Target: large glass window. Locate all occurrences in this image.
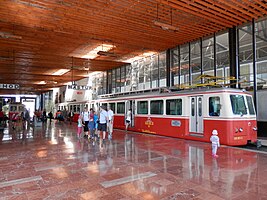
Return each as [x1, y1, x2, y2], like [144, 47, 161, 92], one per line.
[159, 52, 166, 87]
[166, 99, 182, 115]
[209, 97, 221, 116]
[255, 19, 267, 89]
[151, 55, 159, 88]
[121, 66, 126, 92]
[125, 64, 132, 92]
[131, 61, 139, 91]
[138, 59, 145, 90]
[112, 69, 116, 93]
[191, 41, 201, 85]
[116, 68, 121, 93]
[144, 57, 152, 89]
[137, 101, 148, 114]
[246, 96, 255, 115]
[180, 44, 189, 85]
[239, 23, 253, 89]
[230, 95, 247, 115]
[116, 102, 125, 114]
[150, 100, 163, 115]
[170, 47, 179, 86]
[216, 32, 230, 85]
[202, 36, 214, 77]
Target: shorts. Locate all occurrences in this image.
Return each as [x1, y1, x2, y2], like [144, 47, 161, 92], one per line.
[98, 123, 107, 132]
[126, 120, 131, 123]
[84, 121, 89, 132]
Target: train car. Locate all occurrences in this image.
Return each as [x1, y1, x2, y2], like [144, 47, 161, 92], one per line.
[2, 102, 25, 121]
[96, 87, 257, 146]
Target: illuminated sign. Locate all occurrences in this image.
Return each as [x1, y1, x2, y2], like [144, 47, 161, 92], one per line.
[67, 85, 91, 90]
[0, 84, 20, 89]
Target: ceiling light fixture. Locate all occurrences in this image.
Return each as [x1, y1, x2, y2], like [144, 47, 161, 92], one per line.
[38, 81, 46, 85]
[154, 4, 179, 32]
[153, 20, 179, 32]
[82, 44, 114, 59]
[97, 51, 118, 57]
[52, 69, 70, 75]
[0, 31, 22, 40]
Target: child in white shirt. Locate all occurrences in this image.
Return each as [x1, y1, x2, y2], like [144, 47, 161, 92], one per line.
[77, 114, 83, 139]
[210, 129, 220, 158]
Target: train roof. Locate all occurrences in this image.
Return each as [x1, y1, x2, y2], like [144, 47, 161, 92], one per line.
[97, 87, 252, 101]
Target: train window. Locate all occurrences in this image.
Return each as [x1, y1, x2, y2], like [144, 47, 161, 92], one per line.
[166, 99, 182, 115]
[198, 98, 202, 116]
[150, 100, 163, 115]
[246, 96, 255, 115]
[137, 101, 148, 114]
[70, 105, 73, 111]
[117, 102, 125, 114]
[73, 105, 77, 112]
[109, 103, 115, 113]
[191, 98, 195, 116]
[230, 95, 247, 115]
[102, 103, 108, 110]
[10, 106, 16, 111]
[77, 105, 80, 113]
[209, 97, 220, 116]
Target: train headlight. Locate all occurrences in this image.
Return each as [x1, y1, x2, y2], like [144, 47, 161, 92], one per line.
[235, 128, 239, 133]
[239, 128, 243, 132]
[253, 127, 257, 131]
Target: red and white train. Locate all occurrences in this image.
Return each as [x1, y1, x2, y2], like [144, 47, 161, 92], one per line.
[2, 102, 25, 121]
[57, 87, 258, 146]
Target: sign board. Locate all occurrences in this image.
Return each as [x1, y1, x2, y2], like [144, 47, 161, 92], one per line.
[67, 85, 90, 90]
[0, 84, 20, 89]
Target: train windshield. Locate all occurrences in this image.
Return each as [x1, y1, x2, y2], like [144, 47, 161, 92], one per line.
[246, 96, 256, 115]
[230, 95, 247, 115]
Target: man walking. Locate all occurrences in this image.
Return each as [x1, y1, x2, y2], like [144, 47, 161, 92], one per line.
[107, 106, 114, 140]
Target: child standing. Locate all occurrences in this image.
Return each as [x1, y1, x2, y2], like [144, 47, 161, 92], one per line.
[210, 129, 220, 158]
[77, 114, 83, 139]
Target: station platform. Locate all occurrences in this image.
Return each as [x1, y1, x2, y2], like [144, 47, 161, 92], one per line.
[0, 121, 266, 199]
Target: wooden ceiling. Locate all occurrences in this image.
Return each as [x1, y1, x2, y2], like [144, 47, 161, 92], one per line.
[0, 0, 266, 94]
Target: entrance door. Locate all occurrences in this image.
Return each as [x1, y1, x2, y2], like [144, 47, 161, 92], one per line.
[189, 96, 203, 134]
[125, 100, 135, 127]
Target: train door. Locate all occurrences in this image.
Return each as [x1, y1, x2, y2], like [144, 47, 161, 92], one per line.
[189, 96, 203, 134]
[125, 100, 135, 127]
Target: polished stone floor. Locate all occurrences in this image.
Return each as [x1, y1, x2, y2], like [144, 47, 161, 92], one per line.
[0, 121, 267, 200]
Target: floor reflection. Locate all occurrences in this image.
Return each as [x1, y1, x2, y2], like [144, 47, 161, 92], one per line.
[0, 121, 264, 199]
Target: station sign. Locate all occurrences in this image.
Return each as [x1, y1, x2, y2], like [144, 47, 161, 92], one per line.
[0, 84, 20, 89]
[67, 85, 91, 90]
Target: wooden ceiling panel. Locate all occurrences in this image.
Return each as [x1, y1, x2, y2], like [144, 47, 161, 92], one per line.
[0, 0, 266, 94]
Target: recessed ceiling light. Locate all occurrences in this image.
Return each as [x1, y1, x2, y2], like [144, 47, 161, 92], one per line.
[52, 69, 70, 76]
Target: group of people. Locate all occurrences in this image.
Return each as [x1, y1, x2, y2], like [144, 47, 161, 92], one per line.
[77, 106, 114, 141]
[77, 106, 132, 141]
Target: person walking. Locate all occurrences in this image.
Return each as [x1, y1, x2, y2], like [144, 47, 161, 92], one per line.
[107, 106, 114, 140]
[98, 106, 108, 141]
[88, 108, 95, 140]
[125, 108, 132, 131]
[77, 114, 83, 139]
[82, 108, 89, 138]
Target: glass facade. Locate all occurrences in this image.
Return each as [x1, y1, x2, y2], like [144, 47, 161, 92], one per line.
[96, 17, 267, 116]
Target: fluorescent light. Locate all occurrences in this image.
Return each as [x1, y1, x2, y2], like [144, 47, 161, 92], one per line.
[0, 31, 22, 40]
[38, 81, 46, 85]
[52, 69, 70, 76]
[153, 20, 179, 32]
[82, 44, 114, 59]
[122, 52, 157, 63]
